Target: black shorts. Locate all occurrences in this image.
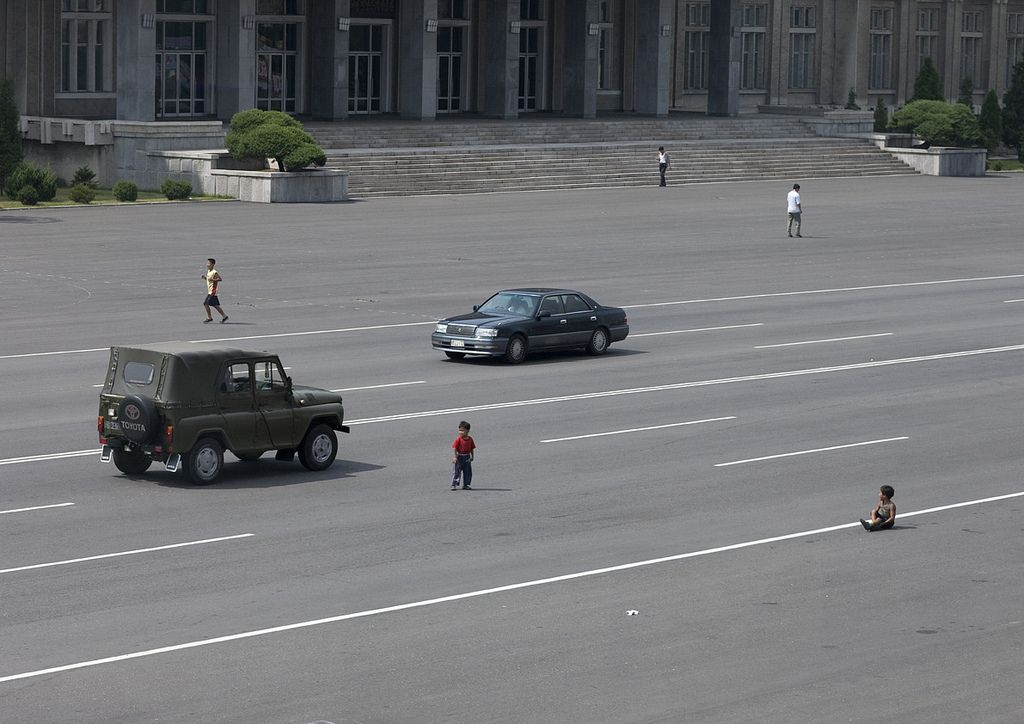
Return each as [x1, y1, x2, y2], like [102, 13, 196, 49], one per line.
[204, 294, 221, 306]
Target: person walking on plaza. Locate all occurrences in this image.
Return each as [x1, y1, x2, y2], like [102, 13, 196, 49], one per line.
[860, 485, 896, 531]
[450, 420, 476, 490]
[202, 257, 229, 323]
[787, 183, 802, 237]
[658, 146, 671, 187]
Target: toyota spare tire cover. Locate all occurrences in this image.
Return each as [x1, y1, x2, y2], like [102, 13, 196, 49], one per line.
[119, 394, 159, 444]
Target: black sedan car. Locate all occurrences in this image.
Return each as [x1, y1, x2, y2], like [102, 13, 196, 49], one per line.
[432, 288, 629, 364]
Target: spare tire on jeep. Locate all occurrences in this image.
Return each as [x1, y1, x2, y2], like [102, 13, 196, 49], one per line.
[118, 394, 160, 444]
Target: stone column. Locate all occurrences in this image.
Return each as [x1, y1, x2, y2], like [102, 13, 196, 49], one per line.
[818, 0, 837, 104]
[309, 0, 349, 120]
[830, 0, 862, 107]
[990, 0, 1008, 93]
[480, 0, 519, 119]
[634, 0, 673, 116]
[943, 0, 962, 101]
[216, 0, 257, 119]
[896, 0, 912, 105]
[117, 0, 158, 120]
[398, 0, 437, 120]
[562, 0, 600, 118]
[707, 0, 741, 116]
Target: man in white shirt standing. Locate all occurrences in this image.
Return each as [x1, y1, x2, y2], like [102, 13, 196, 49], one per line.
[787, 183, 802, 237]
[658, 146, 670, 187]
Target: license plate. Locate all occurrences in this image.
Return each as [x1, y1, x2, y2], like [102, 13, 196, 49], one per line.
[106, 420, 122, 432]
[450, 340, 465, 348]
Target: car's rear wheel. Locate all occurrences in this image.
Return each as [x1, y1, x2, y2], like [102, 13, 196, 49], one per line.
[586, 327, 610, 355]
[505, 334, 528, 364]
[298, 424, 338, 471]
[112, 447, 152, 475]
[444, 351, 466, 360]
[185, 437, 224, 485]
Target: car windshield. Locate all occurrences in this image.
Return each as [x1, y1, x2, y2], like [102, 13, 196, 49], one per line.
[478, 292, 539, 317]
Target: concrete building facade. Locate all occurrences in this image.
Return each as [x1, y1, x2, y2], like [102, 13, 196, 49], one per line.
[5, 0, 1024, 125]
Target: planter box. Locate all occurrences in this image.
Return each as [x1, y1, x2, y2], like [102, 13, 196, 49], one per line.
[881, 146, 986, 176]
[142, 150, 348, 202]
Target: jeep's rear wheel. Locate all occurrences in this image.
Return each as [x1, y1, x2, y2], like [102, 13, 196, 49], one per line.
[185, 437, 224, 485]
[112, 447, 152, 475]
[298, 424, 338, 471]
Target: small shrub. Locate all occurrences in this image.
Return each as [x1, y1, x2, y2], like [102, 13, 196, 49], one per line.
[873, 97, 889, 132]
[161, 179, 192, 200]
[112, 180, 138, 202]
[979, 89, 1003, 152]
[0, 78, 23, 191]
[845, 88, 860, 110]
[993, 160, 1005, 171]
[913, 57, 944, 101]
[68, 183, 96, 203]
[958, 77, 975, 107]
[5, 162, 58, 201]
[16, 184, 39, 205]
[72, 165, 97, 188]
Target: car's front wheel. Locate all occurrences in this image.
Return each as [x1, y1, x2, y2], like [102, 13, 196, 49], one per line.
[586, 327, 610, 355]
[185, 437, 224, 485]
[112, 447, 152, 475]
[444, 351, 466, 360]
[505, 334, 528, 364]
[298, 424, 338, 471]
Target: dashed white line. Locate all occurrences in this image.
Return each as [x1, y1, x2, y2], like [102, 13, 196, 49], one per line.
[631, 323, 763, 338]
[2, 488, 1022, 684]
[754, 332, 893, 349]
[0, 347, 108, 361]
[0, 533, 254, 575]
[541, 417, 736, 443]
[0, 502, 74, 516]
[621, 273, 1024, 309]
[330, 381, 426, 393]
[195, 320, 435, 343]
[1003, 299, 1024, 303]
[714, 436, 908, 467]
[0, 449, 97, 466]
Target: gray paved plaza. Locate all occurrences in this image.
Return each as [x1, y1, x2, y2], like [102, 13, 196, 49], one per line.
[1, 174, 1023, 722]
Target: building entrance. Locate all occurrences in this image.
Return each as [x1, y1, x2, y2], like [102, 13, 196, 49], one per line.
[155, 21, 209, 117]
[437, 25, 466, 112]
[518, 26, 543, 111]
[349, 23, 388, 114]
[256, 23, 299, 112]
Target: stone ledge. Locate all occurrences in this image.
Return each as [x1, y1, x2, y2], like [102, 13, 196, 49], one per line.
[882, 146, 986, 176]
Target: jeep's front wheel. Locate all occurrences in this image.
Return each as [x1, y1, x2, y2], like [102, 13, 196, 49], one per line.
[112, 447, 152, 475]
[185, 437, 224, 485]
[298, 424, 338, 471]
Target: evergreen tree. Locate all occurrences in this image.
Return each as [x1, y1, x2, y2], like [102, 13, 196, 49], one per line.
[0, 78, 23, 191]
[845, 88, 860, 110]
[1002, 60, 1024, 149]
[958, 77, 975, 107]
[912, 57, 944, 101]
[873, 97, 889, 132]
[979, 89, 1003, 151]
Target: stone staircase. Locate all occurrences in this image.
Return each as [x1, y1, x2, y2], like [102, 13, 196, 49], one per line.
[304, 115, 917, 197]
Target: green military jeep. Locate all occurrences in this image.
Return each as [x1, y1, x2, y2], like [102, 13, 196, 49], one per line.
[98, 342, 349, 484]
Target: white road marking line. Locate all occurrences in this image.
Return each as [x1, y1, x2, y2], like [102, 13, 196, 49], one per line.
[0, 347, 108, 360]
[330, 381, 426, 393]
[754, 332, 893, 349]
[0, 450, 97, 466]
[1003, 299, 1024, 303]
[3, 489, 1022, 684]
[0, 533, 254, 575]
[195, 320, 435, 343]
[0, 502, 74, 516]
[714, 436, 908, 467]
[631, 323, 763, 337]
[541, 417, 736, 443]
[621, 274, 1024, 309]
[347, 343, 1024, 425]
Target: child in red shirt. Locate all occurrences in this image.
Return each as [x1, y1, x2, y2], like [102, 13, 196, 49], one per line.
[450, 420, 476, 490]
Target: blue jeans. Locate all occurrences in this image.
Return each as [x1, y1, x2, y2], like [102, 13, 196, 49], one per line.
[452, 454, 473, 487]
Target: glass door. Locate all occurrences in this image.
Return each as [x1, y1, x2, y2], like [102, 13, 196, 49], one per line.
[349, 23, 387, 113]
[518, 27, 542, 110]
[256, 23, 299, 112]
[437, 26, 465, 112]
[155, 20, 209, 117]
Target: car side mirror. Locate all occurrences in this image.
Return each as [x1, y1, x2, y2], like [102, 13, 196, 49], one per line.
[538, 311, 551, 319]
[285, 376, 293, 391]
[472, 305, 479, 312]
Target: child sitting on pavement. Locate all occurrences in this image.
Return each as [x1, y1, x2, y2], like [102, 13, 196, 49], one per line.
[860, 485, 896, 531]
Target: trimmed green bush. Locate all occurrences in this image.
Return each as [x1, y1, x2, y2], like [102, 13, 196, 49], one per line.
[958, 77, 975, 107]
[993, 160, 1005, 171]
[0, 79, 22, 191]
[912, 57, 944, 101]
[5, 163, 58, 201]
[845, 88, 860, 110]
[1003, 60, 1024, 148]
[225, 108, 327, 171]
[979, 90, 1003, 152]
[889, 100, 982, 147]
[16, 184, 39, 205]
[873, 97, 889, 132]
[72, 165, 98, 188]
[161, 179, 192, 200]
[112, 180, 139, 202]
[68, 183, 96, 203]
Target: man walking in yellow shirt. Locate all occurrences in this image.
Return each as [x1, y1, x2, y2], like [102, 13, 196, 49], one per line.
[202, 257, 229, 324]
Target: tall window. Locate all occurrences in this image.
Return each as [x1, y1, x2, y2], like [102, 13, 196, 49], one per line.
[60, 0, 112, 93]
[960, 10, 984, 88]
[916, 6, 940, 75]
[597, 0, 620, 91]
[740, 3, 768, 90]
[155, 0, 213, 118]
[1010, 14, 1024, 81]
[683, 2, 710, 91]
[869, 7, 894, 89]
[789, 5, 816, 89]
